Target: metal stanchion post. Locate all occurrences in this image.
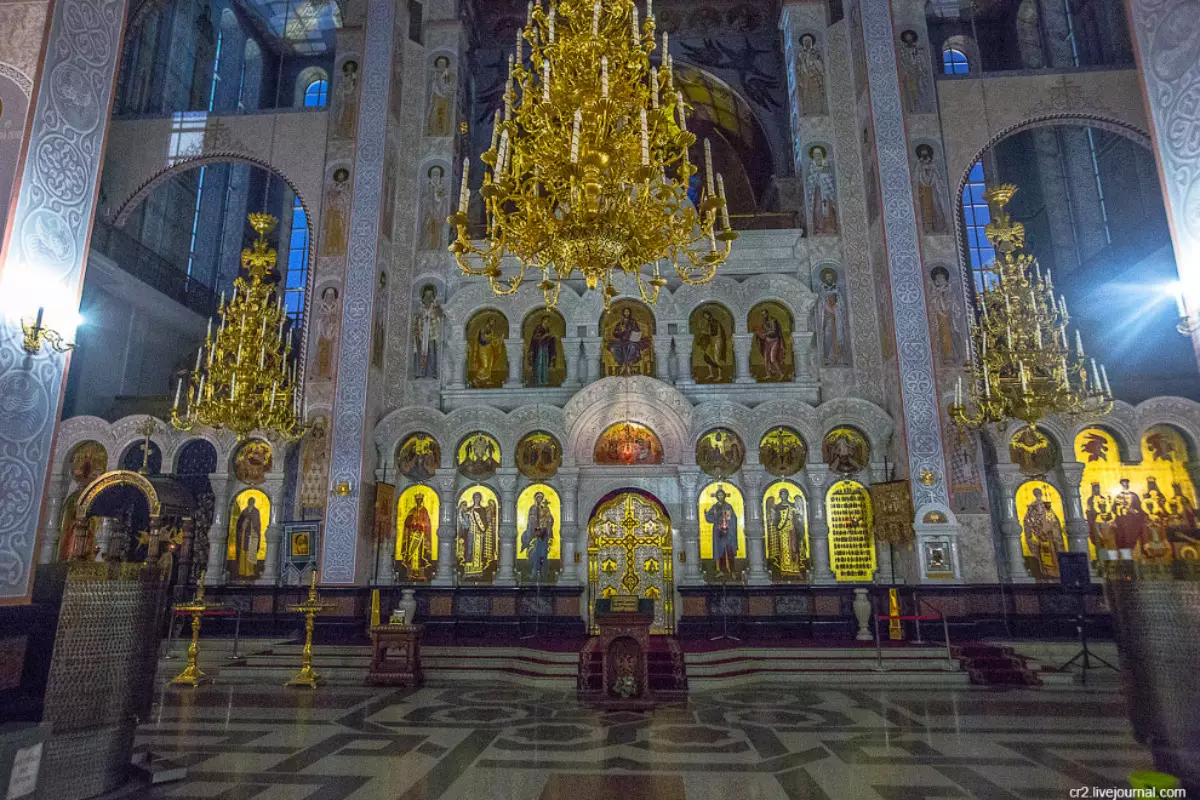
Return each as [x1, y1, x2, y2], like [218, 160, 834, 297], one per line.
[226, 609, 246, 664]
[163, 610, 180, 660]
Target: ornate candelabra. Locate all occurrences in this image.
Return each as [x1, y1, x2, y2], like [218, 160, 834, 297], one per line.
[449, 0, 736, 308]
[285, 571, 334, 688]
[950, 185, 1112, 450]
[172, 213, 306, 440]
[171, 571, 224, 687]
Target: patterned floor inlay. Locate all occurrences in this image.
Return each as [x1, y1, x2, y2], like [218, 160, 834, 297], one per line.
[130, 681, 1153, 800]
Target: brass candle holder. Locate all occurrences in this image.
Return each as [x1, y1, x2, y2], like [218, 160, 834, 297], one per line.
[285, 571, 334, 688]
[171, 571, 224, 687]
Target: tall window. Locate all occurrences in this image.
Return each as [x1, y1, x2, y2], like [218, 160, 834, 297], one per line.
[962, 161, 996, 292]
[942, 48, 969, 75]
[285, 197, 309, 326]
[304, 79, 329, 107]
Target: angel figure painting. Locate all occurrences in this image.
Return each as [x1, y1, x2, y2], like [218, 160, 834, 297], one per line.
[396, 486, 439, 582]
[457, 432, 501, 479]
[602, 301, 654, 377]
[457, 486, 499, 581]
[466, 310, 509, 389]
[696, 428, 745, 478]
[765, 481, 809, 579]
[690, 303, 734, 383]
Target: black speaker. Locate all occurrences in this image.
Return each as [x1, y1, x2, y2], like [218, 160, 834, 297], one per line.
[1058, 552, 1091, 592]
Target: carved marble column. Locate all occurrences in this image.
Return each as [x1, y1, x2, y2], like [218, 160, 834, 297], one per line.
[733, 334, 755, 384]
[583, 338, 603, 383]
[504, 339, 524, 388]
[806, 466, 835, 584]
[433, 470, 458, 585]
[259, 475, 285, 586]
[792, 331, 815, 383]
[1059, 464, 1092, 562]
[678, 469, 702, 583]
[562, 338, 582, 386]
[447, 338, 467, 390]
[674, 335, 695, 386]
[206, 474, 233, 584]
[0, 0, 127, 602]
[39, 477, 68, 564]
[558, 468, 581, 585]
[742, 469, 770, 585]
[1126, 0, 1200, 366]
[996, 465, 1033, 583]
[496, 469, 518, 585]
[320, 0, 398, 584]
[653, 337, 674, 383]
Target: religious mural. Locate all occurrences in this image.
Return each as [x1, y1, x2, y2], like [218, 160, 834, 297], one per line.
[517, 484, 560, 583]
[761, 427, 807, 476]
[457, 433, 501, 480]
[699, 482, 746, 580]
[420, 164, 450, 250]
[593, 422, 663, 466]
[412, 284, 443, 380]
[823, 427, 869, 474]
[299, 418, 329, 518]
[696, 428, 745, 477]
[465, 310, 509, 389]
[397, 433, 441, 482]
[312, 285, 342, 380]
[764, 480, 808, 579]
[749, 302, 794, 382]
[69, 441, 107, 486]
[816, 267, 850, 366]
[228, 489, 269, 579]
[928, 266, 964, 365]
[457, 485, 499, 582]
[523, 309, 566, 387]
[58, 492, 100, 562]
[587, 491, 673, 633]
[381, 153, 398, 238]
[861, 120, 881, 223]
[234, 439, 272, 485]
[1010, 427, 1060, 475]
[826, 480, 876, 582]
[426, 55, 456, 137]
[805, 145, 839, 235]
[1016, 480, 1067, 580]
[689, 303, 734, 384]
[373, 482, 395, 560]
[794, 33, 826, 117]
[948, 426, 987, 512]
[897, 30, 935, 114]
[1075, 426, 1199, 562]
[516, 431, 562, 480]
[913, 145, 951, 235]
[602, 301, 655, 377]
[320, 168, 350, 257]
[396, 485, 438, 582]
[332, 59, 360, 140]
[372, 271, 389, 369]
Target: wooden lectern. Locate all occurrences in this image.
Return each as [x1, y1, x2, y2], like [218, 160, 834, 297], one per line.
[578, 596, 656, 709]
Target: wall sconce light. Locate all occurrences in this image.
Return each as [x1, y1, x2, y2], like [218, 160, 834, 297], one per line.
[22, 306, 76, 355]
[333, 481, 352, 497]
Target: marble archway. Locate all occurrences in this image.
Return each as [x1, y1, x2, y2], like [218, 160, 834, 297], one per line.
[564, 376, 693, 468]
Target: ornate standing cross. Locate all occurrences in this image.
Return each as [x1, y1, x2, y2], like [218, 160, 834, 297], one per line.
[137, 418, 157, 474]
[592, 495, 665, 595]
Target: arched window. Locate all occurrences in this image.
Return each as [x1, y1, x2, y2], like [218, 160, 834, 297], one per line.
[284, 196, 309, 326]
[942, 47, 970, 75]
[304, 78, 329, 108]
[961, 161, 995, 291]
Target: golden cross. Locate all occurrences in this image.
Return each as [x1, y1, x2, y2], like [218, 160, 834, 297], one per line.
[137, 418, 157, 474]
[592, 495, 663, 595]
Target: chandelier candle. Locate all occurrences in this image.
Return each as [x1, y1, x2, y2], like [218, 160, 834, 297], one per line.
[950, 185, 1112, 449]
[449, 0, 736, 307]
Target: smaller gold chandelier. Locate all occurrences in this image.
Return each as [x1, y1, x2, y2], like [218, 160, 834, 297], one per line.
[172, 213, 306, 440]
[449, 0, 736, 308]
[950, 185, 1112, 450]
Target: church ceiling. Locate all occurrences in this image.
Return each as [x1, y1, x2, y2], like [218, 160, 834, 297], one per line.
[240, 0, 342, 56]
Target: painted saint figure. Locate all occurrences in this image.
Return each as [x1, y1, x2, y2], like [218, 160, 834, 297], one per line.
[1086, 483, 1116, 551]
[472, 317, 505, 386]
[795, 34, 826, 116]
[753, 307, 787, 380]
[402, 493, 434, 577]
[521, 492, 555, 582]
[457, 491, 498, 575]
[765, 487, 806, 575]
[607, 307, 650, 375]
[425, 55, 455, 137]
[1023, 487, 1064, 579]
[914, 144, 950, 234]
[313, 286, 340, 380]
[235, 497, 262, 577]
[332, 60, 360, 140]
[412, 285, 443, 379]
[928, 266, 963, 364]
[371, 271, 389, 369]
[805, 145, 839, 235]
[421, 165, 450, 250]
[527, 315, 559, 387]
[898, 30, 934, 113]
[706, 487, 739, 575]
[321, 168, 350, 256]
[1113, 478, 1148, 554]
[694, 309, 729, 382]
[818, 268, 848, 365]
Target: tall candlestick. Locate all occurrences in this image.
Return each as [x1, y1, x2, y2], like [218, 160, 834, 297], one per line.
[955, 376, 962, 407]
[1045, 267, 1053, 288]
[640, 108, 649, 166]
[1019, 362, 1028, 393]
[570, 109, 581, 163]
[270, 382, 277, 409]
[676, 91, 686, 131]
[515, 27, 523, 62]
[650, 67, 660, 108]
[601, 56, 609, 99]
[548, 5, 555, 41]
[230, 373, 237, 399]
[459, 157, 470, 214]
[194, 346, 203, 372]
[1061, 356, 1069, 389]
[542, 61, 550, 103]
[197, 374, 205, 400]
[662, 31, 668, 56]
[259, 343, 265, 369]
[717, 174, 730, 229]
[206, 316, 212, 341]
[173, 378, 183, 411]
[1060, 295, 1068, 318]
[704, 138, 714, 195]
[489, 109, 501, 153]
[1090, 358, 1100, 392]
[1075, 329, 1084, 357]
[647, 0, 653, 20]
[983, 368, 991, 397]
[632, 5, 640, 44]
[1101, 364, 1111, 396]
[592, 0, 600, 35]
[497, 129, 510, 176]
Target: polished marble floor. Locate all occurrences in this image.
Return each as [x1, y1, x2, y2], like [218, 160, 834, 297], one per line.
[131, 680, 1152, 800]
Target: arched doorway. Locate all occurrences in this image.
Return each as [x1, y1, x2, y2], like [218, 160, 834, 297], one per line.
[587, 489, 673, 633]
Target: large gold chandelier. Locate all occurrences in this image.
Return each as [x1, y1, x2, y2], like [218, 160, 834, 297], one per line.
[172, 213, 305, 440]
[449, 0, 736, 307]
[950, 185, 1112, 448]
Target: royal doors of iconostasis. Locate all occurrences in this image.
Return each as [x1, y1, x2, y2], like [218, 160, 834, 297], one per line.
[587, 490, 674, 633]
